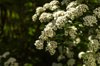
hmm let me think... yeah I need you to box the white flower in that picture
[49,0,60,11]
[83,15,97,26]
[44,27,55,38]
[50,5,59,11]
[39,31,49,40]
[48,49,56,55]
[76,4,89,13]
[50,0,59,6]
[55,16,67,29]
[4,57,18,66]
[65,4,89,20]
[68,29,77,39]
[32,14,38,22]
[66,1,78,10]
[73,37,81,44]
[53,10,66,19]
[82,52,96,66]
[78,51,85,59]
[46,41,57,55]
[5,57,16,64]
[65,8,76,20]
[88,36,92,41]
[2,51,10,58]
[36,7,45,15]
[39,12,53,22]
[34,40,44,50]
[69,26,77,31]
[83,64,86,66]
[43,3,50,9]
[46,22,57,30]
[47,41,57,49]
[93,7,100,18]
[88,39,99,52]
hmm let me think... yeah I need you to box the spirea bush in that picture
[32,0,100,66]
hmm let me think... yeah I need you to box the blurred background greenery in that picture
[0,0,58,66]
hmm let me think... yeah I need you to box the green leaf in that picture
[24,63,32,66]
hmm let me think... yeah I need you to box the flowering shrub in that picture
[32,0,100,66]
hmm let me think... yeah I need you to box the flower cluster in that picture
[65,3,89,20]
[0,52,19,66]
[83,15,97,26]
[32,0,100,66]
[34,40,44,50]
[39,12,53,23]
[32,0,60,22]
[46,41,57,55]
[88,38,99,52]
[4,57,18,66]
[81,51,96,66]
[33,0,89,55]
[93,7,100,18]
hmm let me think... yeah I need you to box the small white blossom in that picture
[49,0,60,11]
[47,41,57,49]
[88,39,99,52]
[66,1,78,10]
[73,37,81,44]
[83,64,86,66]
[46,22,57,30]
[46,41,57,55]
[39,12,53,22]
[36,7,45,15]
[76,4,89,13]
[53,10,66,19]
[50,5,59,11]
[55,16,67,29]
[65,8,77,20]
[2,51,10,58]
[68,26,77,31]
[47,48,56,55]
[83,15,97,26]
[50,0,59,6]
[32,14,38,22]
[78,51,85,59]
[93,7,100,18]
[44,27,55,38]
[43,3,50,9]
[34,40,44,50]
[82,52,96,66]
[69,29,77,39]
[88,36,92,41]
[65,4,88,20]
[4,57,17,66]
[39,31,49,40]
